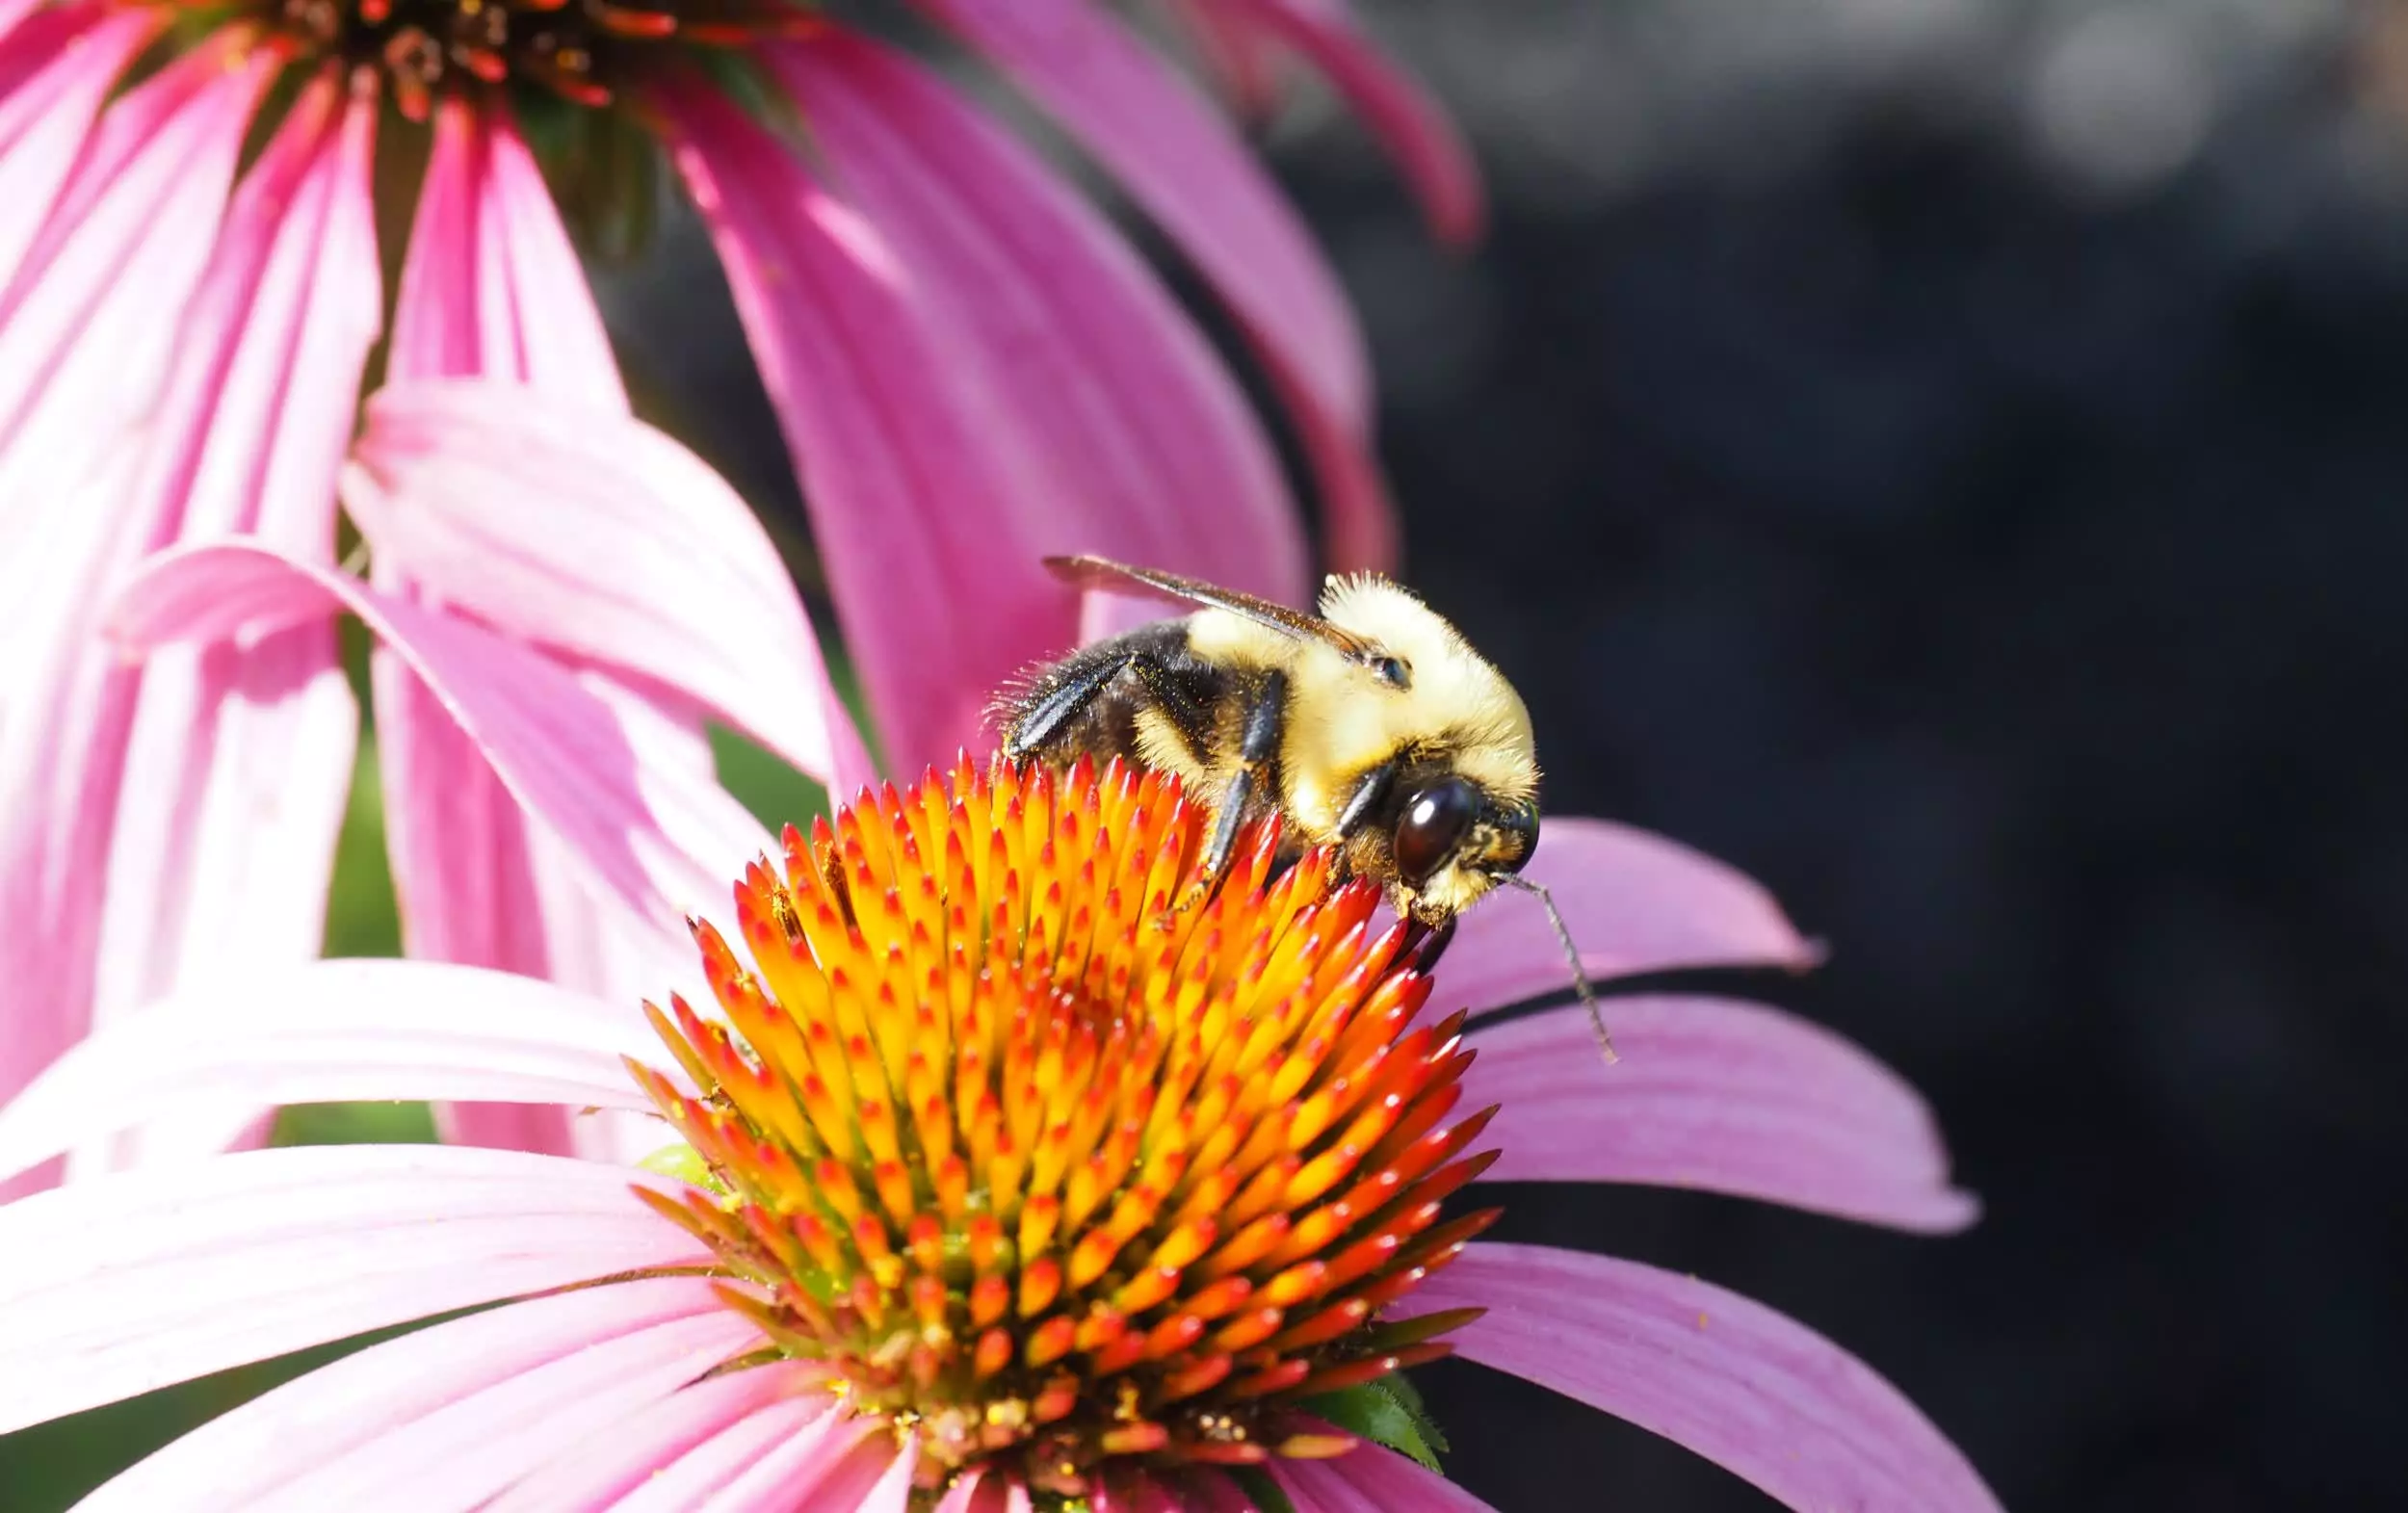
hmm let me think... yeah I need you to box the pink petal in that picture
[1438,816,1819,1012]
[346,380,870,793]
[0,1144,704,1434]
[1163,0,1282,119]
[1465,998,1978,1232]
[1218,0,1483,246]
[699,1415,912,1513]
[388,93,623,404]
[484,1362,832,1512]
[106,541,772,952]
[767,35,1306,604]
[608,1390,867,1513]
[1272,1444,1500,1512]
[1408,1242,2005,1513]
[0,958,677,1186]
[71,1278,745,1513]
[662,79,1058,768]
[910,0,1396,570]
[78,74,381,1173]
[0,46,273,1193]
[0,4,158,294]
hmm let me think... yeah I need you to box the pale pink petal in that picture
[78,75,380,1174]
[704,1417,912,1513]
[0,1144,704,1434]
[1438,816,1819,1013]
[107,541,772,948]
[389,92,623,405]
[0,47,272,1194]
[485,1362,832,1512]
[0,959,679,1185]
[768,35,1306,607]
[929,1471,1024,1513]
[71,1278,742,1513]
[910,0,1396,570]
[1467,998,1976,1231]
[1407,1243,2005,1513]
[0,5,158,293]
[610,1391,875,1513]
[1273,1444,1499,1512]
[1218,0,1482,246]
[663,80,1060,769]
[346,380,870,792]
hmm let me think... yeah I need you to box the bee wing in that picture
[1042,555,1388,664]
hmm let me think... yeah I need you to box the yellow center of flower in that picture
[631,754,1497,1496]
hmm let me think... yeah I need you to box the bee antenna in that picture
[1499,874,1615,1064]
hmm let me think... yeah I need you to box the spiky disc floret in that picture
[630,753,1498,1496]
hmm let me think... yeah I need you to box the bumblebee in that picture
[998,556,1609,1055]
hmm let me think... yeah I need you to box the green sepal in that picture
[1297,1376,1450,1473]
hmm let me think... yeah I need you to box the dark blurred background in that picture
[7,2,2401,1509]
[618,2,2408,1507]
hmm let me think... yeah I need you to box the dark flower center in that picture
[233,0,815,116]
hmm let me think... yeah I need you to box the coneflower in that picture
[0,755,2000,1511]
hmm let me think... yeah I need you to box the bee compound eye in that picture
[1393,778,1479,887]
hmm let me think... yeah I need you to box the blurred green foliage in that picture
[0,631,840,1508]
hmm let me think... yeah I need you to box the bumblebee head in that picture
[1386,776,1539,925]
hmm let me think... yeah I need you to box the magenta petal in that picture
[906,0,1395,570]
[1439,816,1819,1010]
[766,35,1306,608]
[485,1363,832,1512]
[0,959,673,1186]
[664,80,1063,768]
[71,1278,745,1512]
[0,1144,703,1434]
[107,541,772,948]
[1220,0,1483,246]
[1273,1444,1500,1512]
[1410,1243,2005,1513]
[347,380,870,793]
[1465,998,1978,1232]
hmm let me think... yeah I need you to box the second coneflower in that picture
[0,756,2002,1511]
[0,0,1464,1182]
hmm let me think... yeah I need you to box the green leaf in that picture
[1298,1376,1450,1472]
[1225,1467,1299,1513]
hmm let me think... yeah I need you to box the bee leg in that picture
[1333,760,1398,841]
[1166,668,1289,920]
[1005,637,1207,759]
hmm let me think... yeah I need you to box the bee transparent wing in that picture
[1042,555,1388,664]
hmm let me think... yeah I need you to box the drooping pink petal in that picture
[484,1362,832,1512]
[346,380,870,792]
[71,1279,746,1513]
[1437,816,1820,1012]
[1407,1243,2006,1513]
[77,73,381,1175]
[662,79,1060,769]
[1217,0,1483,246]
[107,541,773,951]
[1163,0,1281,119]
[0,1144,705,1435]
[0,3,159,294]
[1465,998,1978,1232]
[1272,1443,1501,1512]
[0,45,273,1194]
[767,34,1306,608]
[0,959,676,1185]
[377,94,680,1159]
[910,0,1396,570]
